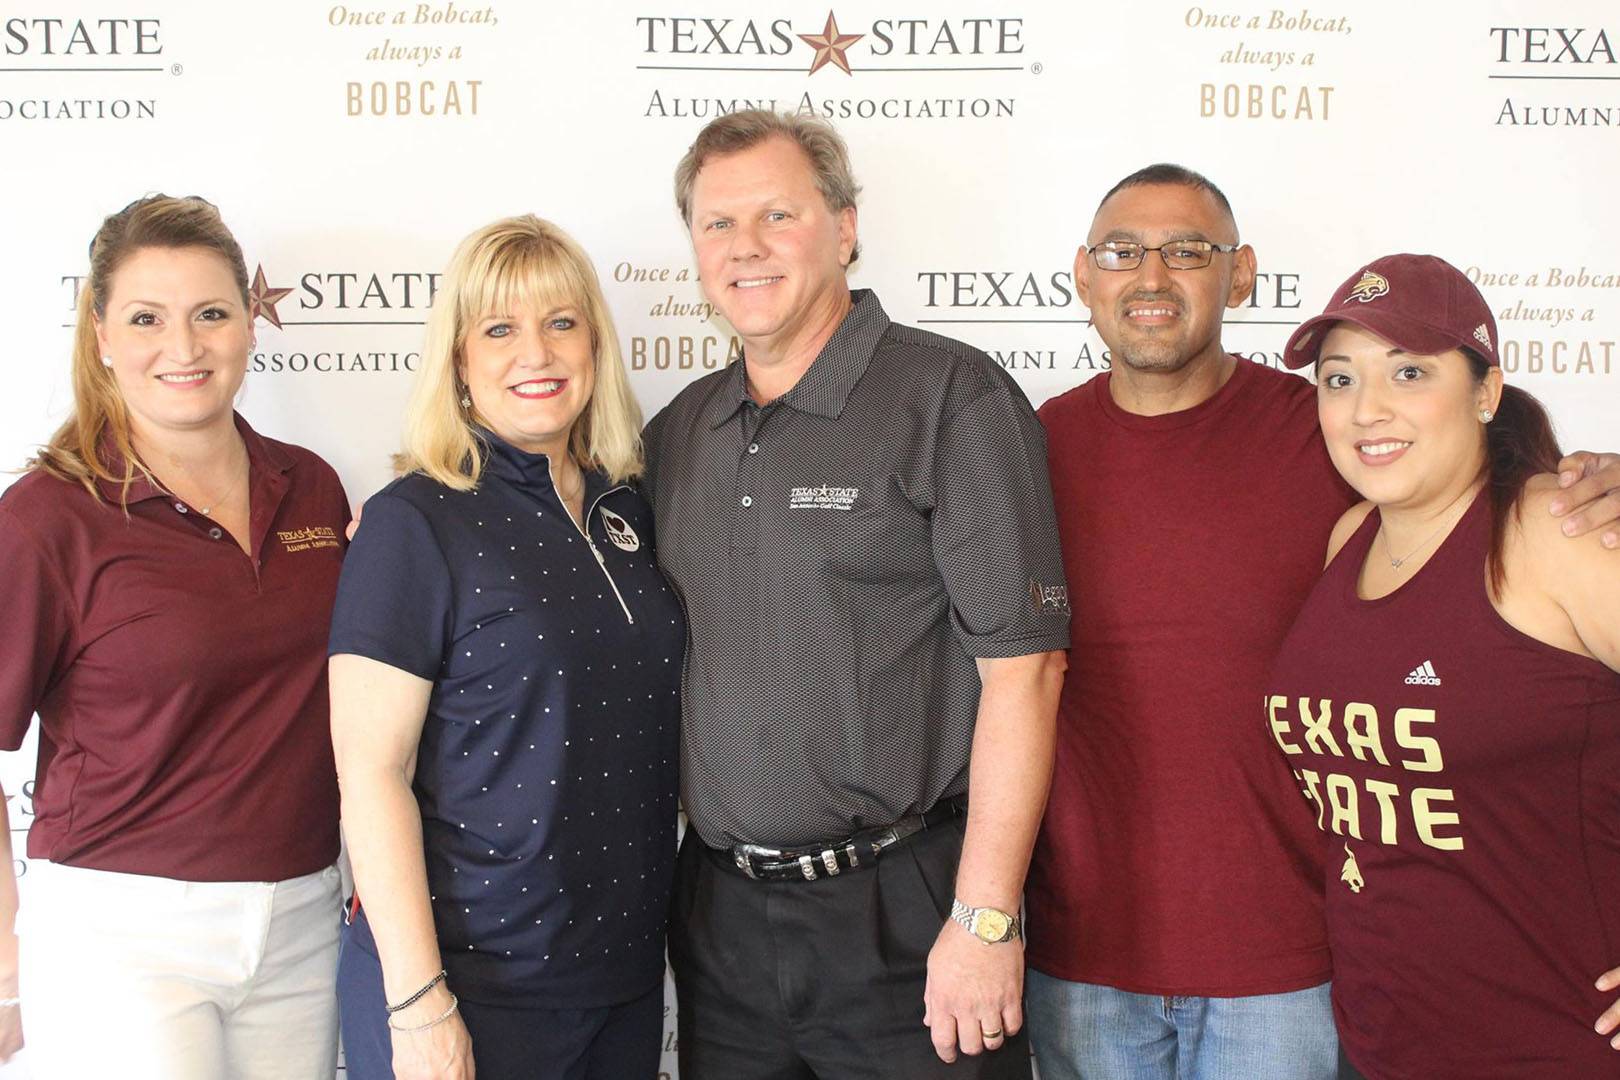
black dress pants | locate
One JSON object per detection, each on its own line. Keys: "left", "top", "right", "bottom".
{"left": 670, "top": 815, "right": 1032, "bottom": 1080}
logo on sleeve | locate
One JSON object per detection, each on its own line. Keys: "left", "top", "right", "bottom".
{"left": 790, "top": 484, "right": 859, "bottom": 510}
{"left": 276, "top": 525, "right": 339, "bottom": 553}
{"left": 601, "top": 507, "right": 641, "bottom": 552}
{"left": 1029, "top": 579, "right": 1070, "bottom": 616}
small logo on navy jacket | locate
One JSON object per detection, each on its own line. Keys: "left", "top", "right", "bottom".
{"left": 601, "top": 507, "right": 641, "bottom": 551}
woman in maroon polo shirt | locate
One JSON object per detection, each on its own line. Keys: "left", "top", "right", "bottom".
{"left": 1265, "top": 254, "right": 1620, "bottom": 1078}
{"left": 0, "top": 195, "right": 349, "bottom": 1079}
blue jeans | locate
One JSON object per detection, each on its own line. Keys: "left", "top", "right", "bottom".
{"left": 1026, "top": 970, "right": 1337, "bottom": 1080}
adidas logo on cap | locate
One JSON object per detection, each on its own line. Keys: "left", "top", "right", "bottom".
{"left": 1404, "top": 660, "right": 1441, "bottom": 686}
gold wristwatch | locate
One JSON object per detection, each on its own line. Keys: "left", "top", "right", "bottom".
{"left": 950, "top": 898, "right": 1021, "bottom": 944}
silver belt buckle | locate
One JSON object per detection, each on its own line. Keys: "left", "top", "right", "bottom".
{"left": 734, "top": 842, "right": 784, "bottom": 881}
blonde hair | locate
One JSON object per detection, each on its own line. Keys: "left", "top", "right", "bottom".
{"left": 673, "top": 109, "right": 862, "bottom": 263}
{"left": 398, "top": 216, "right": 642, "bottom": 489}
{"left": 29, "top": 195, "right": 250, "bottom": 501}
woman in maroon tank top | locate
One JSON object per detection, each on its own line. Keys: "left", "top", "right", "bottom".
{"left": 1265, "top": 254, "right": 1620, "bottom": 1079}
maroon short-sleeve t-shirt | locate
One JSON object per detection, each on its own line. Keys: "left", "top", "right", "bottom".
{"left": 1029, "top": 358, "right": 1355, "bottom": 996}
{"left": 0, "top": 414, "right": 348, "bottom": 882}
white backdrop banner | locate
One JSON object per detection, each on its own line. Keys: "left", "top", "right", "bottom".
{"left": 1, "top": 1, "right": 1616, "bottom": 1075}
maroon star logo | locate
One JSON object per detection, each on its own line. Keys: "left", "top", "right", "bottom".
{"left": 247, "top": 264, "right": 293, "bottom": 329}
{"left": 798, "top": 11, "right": 863, "bottom": 76}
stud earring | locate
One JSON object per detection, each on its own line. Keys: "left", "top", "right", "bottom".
{"left": 101, "top": 355, "right": 114, "bottom": 367}
{"left": 1480, "top": 409, "right": 1494, "bottom": 422}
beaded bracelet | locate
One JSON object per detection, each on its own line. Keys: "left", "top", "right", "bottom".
{"left": 386, "top": 969, "right": 447, "bottom": 1015}
{"left": 387, "top": 993, "right": 459, "bottom": 1033}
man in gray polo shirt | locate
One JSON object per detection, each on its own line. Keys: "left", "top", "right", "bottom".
{"left": 641, "top": 110, "right": 1070, "bottom": 1078}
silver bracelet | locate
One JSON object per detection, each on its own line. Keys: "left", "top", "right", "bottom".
{"left": 386, "top": 992, "right": 458, "bottom": 1033}
{"left": 0, "top": 998, "right": 17, "bottom": 1008}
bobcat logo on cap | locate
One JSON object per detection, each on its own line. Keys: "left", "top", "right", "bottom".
{"left": 601, "top": 507, "right": 640, "bottom": 552}
{"left": 1346, "top": 270, "right": 1390, "bottom": 304}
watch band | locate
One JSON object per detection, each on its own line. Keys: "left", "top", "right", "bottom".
{"left": 950, "top": 898, "right": 1021, "bottom": 943}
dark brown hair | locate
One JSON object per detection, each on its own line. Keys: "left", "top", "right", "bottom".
{"left": 1468, "top": 350, "right": 1562, "bottom": 595}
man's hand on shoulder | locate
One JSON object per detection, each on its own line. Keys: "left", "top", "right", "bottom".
{"left": 923, "top": 916, "right": 1023, "bottom": 1063}
{"left": 1551, "top": 451, "right": 1620, "bottom": 548}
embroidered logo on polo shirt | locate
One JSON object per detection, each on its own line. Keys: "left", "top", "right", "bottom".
{"left": 1345, "top": 270, "right": 1389, "bottom": 304}
{"left": 276, "top": 525, "right": 340, "bottom": 553}
{"left": 1030, "top": 579, "right": 1070, "bottom": 616}
{"left": 601, "top": 508, "right": 641, "bottom": 552}
{"left": 789, "top": 484, "right": 859, "bottom": 511}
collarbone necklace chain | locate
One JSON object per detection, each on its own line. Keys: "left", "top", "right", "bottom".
{"left": 190, "top": 468, "right": 246, "bottom": 517}
{"left": 1380, "top": 492, "right": 1473, "bottom": 571}
{"left": 149, "top": 440, "right": 249, "bottom": 517}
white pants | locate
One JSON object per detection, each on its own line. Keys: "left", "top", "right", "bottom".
{"left": 17, "top": 861, "right": 340, "bottom": 1080}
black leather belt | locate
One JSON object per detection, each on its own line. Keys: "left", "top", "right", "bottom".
{"left": 716, "top": 797, "right": 967, "bottom": 882}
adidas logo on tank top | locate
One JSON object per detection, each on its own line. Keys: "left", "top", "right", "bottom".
{"left": 1404, "top": 660, "right": 1442, "bottom": 686}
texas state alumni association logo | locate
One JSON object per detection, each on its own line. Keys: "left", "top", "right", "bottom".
{"left": 637, "top": 9, "right": 1035, "bottom": 121}
{"left": 1, "top": 15, "right": 179, "bottom": 121}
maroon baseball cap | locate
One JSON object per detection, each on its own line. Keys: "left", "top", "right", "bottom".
{"left": 1284, "top": 253, "right": 1499, "bottom": 370}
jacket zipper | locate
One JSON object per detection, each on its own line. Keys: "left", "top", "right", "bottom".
{"left": 556, "top": 473, "right": 635, "bottom": 625}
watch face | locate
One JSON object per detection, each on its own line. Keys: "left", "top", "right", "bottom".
{"left": 974, "top": 909, "right": 1010, "bottom": 942}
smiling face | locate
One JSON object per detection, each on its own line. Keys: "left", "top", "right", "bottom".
{"left": 1316, "top": 322, "right": 1503, "bottom": 511}
{"left": 1076, "top": 182, "right": 1254, "bottom": 376}
{"left": 95, "top": 245, "right": 252, "bottom": 441}
{"left": 458, "top": 301, "right": 595, "bottom": 459}
{"left": 688, "top": 135, "right": 856, "bottom": 359}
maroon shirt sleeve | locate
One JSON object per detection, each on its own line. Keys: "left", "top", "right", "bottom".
{"left": 0, "top": 502, "right": 78, "bottom": 750}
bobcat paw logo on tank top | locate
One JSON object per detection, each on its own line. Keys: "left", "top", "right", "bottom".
{"left": 1340, "top": 842, "right": 1364, "bottom": 893}
{"left": 1346, "top": 270, "right": 1390, "bottom": 304}
{"left": 601, "top": 507, "right": 640, "bottom": 552}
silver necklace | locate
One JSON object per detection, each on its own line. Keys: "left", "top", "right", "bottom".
{"left": 1379, "top": 497, "right": 1471, "bottom": 570}
{"left": 144, "top": 440, "right": 249, "bottom": 517}
{"left": 192, "top": 467, "right": 246, "bottom": 516}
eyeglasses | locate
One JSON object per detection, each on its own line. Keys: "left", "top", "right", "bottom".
{"left": 1089, "top": 240, "right": 1239, "bottom": 272}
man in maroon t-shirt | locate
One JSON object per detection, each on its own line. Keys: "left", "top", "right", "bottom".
{"left": 1026, "top": 164, "right": 1346, "bottom": 1080}
{"left": 1026, "top": 166, "right": 1620, "bottom": 1080}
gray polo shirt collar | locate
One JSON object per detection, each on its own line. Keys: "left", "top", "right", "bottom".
{"left": 704, "top": 288, "right": 890, "bottom": 428}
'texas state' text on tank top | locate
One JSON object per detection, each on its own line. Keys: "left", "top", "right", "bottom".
{"left": 1266, "top": 493, "right": 1620, "bottom": 1079}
